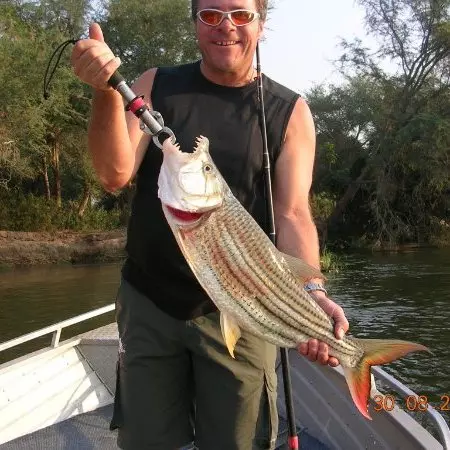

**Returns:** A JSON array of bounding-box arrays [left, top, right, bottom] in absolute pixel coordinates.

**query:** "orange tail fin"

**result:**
[[342, 339, 429, 420]]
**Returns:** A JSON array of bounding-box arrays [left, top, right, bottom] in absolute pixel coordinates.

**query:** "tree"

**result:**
[[0, 0, 205, 230], [0, 1, 92, 206], [98, 0, 200, 81], [314, 0, 450, 246]]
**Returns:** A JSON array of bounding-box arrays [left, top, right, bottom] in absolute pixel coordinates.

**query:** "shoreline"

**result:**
[[0, 230, 447, 270], [0, 230, 127, 269]]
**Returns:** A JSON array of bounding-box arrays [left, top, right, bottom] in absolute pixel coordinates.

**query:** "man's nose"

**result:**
[[218, 16, 236, 31]]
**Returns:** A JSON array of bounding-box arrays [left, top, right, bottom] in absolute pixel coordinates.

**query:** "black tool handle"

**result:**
[[108, 71, 125, 89]]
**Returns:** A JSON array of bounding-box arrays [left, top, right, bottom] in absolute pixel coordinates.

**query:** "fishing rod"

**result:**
[[255, 43, 299, 450]]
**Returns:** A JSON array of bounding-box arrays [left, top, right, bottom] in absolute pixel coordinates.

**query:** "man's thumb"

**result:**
[[89, 22, 104, 42]]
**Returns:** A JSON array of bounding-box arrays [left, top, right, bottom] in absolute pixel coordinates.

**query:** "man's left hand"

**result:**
[[297, 291, 349, 367]]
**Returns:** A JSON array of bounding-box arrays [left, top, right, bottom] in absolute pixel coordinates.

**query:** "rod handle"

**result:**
[[108, 71, 125, 89]]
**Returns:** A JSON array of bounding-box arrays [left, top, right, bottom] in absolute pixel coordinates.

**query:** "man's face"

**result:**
[[195, 0, 264, 74]]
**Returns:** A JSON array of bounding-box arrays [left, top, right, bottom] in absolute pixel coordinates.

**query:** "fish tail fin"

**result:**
[[343, 339, 430, 420]]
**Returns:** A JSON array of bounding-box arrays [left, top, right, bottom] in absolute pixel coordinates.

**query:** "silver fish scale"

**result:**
[[174, 189, 363, 367]]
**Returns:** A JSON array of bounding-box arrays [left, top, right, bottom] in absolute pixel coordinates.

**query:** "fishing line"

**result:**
[[43, 38, 79, 100]]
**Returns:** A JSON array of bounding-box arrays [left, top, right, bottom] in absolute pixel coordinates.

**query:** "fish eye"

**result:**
[[204, 164, 212, 173]]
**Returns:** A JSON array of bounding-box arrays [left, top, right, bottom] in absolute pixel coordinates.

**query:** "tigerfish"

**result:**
[[157, 135, 429, 420]]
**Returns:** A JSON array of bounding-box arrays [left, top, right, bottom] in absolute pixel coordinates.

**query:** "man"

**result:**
[[71, 1, 349, 449]]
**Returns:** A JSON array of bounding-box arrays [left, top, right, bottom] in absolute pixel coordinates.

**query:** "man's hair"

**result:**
[[191, 1, 268, 22]]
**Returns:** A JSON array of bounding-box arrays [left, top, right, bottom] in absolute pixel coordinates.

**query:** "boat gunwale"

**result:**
[[372, 365, 450, 449], [0, 304, 115, 353]]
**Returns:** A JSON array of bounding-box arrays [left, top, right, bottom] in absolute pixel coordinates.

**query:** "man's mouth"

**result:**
[[213, 40, 240, 46], [165, 205, 204, 223]]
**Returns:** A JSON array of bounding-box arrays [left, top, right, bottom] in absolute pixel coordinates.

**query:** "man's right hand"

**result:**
[[71, 23, 121, 91]]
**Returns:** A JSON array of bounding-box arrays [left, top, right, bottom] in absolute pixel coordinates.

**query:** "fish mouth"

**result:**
[[164, 204, 205, 224]]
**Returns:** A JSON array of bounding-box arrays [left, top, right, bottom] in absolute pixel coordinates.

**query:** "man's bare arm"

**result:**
[[71, 23, 155, 192], [273, 98, 320, 273], [273, 97, 349, 366]]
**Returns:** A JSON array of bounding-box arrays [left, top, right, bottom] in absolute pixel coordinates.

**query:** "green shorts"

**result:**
[[110, 278, 279, 450]]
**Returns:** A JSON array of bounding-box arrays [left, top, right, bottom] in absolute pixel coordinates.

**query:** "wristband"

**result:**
[[304, 281, 328, 296]]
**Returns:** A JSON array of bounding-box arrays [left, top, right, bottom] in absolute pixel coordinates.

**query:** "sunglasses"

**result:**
[[197, 9, 260, 27]]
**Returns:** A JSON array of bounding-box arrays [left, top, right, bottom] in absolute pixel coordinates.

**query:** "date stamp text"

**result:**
[[373, 394, 449, 412]]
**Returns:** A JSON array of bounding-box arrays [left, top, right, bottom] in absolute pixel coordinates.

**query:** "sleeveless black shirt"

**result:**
[[122, 60, 299, 320]]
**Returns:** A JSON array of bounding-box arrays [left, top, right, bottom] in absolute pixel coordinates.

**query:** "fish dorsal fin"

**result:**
[[278, 250, 326, 282], [220, 312, 242, 359]]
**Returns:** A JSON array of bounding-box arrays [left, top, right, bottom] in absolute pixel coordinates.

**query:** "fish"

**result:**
[[157, 135, 429, 420]]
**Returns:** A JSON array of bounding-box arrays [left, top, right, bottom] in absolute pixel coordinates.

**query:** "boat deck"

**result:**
[[0, 404, 329, 450], [0, 405, 116, 450], [0, 323, 329, 449]]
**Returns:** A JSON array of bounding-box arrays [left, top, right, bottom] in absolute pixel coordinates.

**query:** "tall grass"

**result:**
[[320, 246, 343, 273]]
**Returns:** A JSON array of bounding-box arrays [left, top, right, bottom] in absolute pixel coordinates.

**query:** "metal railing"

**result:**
[[372, 366, 450, 449], [0, 303, 115, 353]]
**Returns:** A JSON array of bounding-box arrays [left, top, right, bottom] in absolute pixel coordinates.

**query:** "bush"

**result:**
[[0, 191, 121, 231], [310, 192, 336, 222], [429, 216, 450, 248]]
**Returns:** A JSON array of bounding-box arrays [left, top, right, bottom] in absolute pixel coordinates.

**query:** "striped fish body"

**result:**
[[159, 136, 429, 420], [164, 187, 363, 368]]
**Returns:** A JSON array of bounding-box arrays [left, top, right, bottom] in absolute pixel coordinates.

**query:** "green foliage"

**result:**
[[0, 191, 121, 231], [310, 192, 336, 222], [320, 247, 343, 273], [308, 0, 450, 247], [0, 0, 448, 251], [0, 0, 200, 232], [0, 0, 92, 206], [98, 0, 200, 81], [429, 217, 450, 248]]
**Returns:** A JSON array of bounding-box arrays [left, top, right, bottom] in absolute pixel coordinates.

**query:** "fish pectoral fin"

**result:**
[[278, 250, 326, 282], [220, 312, 242, 359]]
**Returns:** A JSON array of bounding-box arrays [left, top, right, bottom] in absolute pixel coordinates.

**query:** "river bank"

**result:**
[[1, 228, 447, 270], [0, 230, 127, 268]]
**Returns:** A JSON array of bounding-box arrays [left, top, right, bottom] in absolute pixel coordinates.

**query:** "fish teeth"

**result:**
[[193, 137, 202, 154], [194, 135, 209, 153]]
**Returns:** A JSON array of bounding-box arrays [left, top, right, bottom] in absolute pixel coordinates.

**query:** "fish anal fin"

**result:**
[[278, 250, 326, 282], [220, 312, 242, 359]]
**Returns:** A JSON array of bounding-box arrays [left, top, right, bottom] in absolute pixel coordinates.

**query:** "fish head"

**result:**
[[158, 135, 224, 226]]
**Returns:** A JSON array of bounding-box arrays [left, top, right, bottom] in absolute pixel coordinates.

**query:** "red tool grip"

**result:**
[[127, 96, 146, 114], [288, 435, 299, 450]]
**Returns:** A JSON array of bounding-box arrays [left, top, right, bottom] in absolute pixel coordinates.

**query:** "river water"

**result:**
[[0, 249, 449, 427]]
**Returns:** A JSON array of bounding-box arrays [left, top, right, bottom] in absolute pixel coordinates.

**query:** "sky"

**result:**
[[258, 0, 373, 94]]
